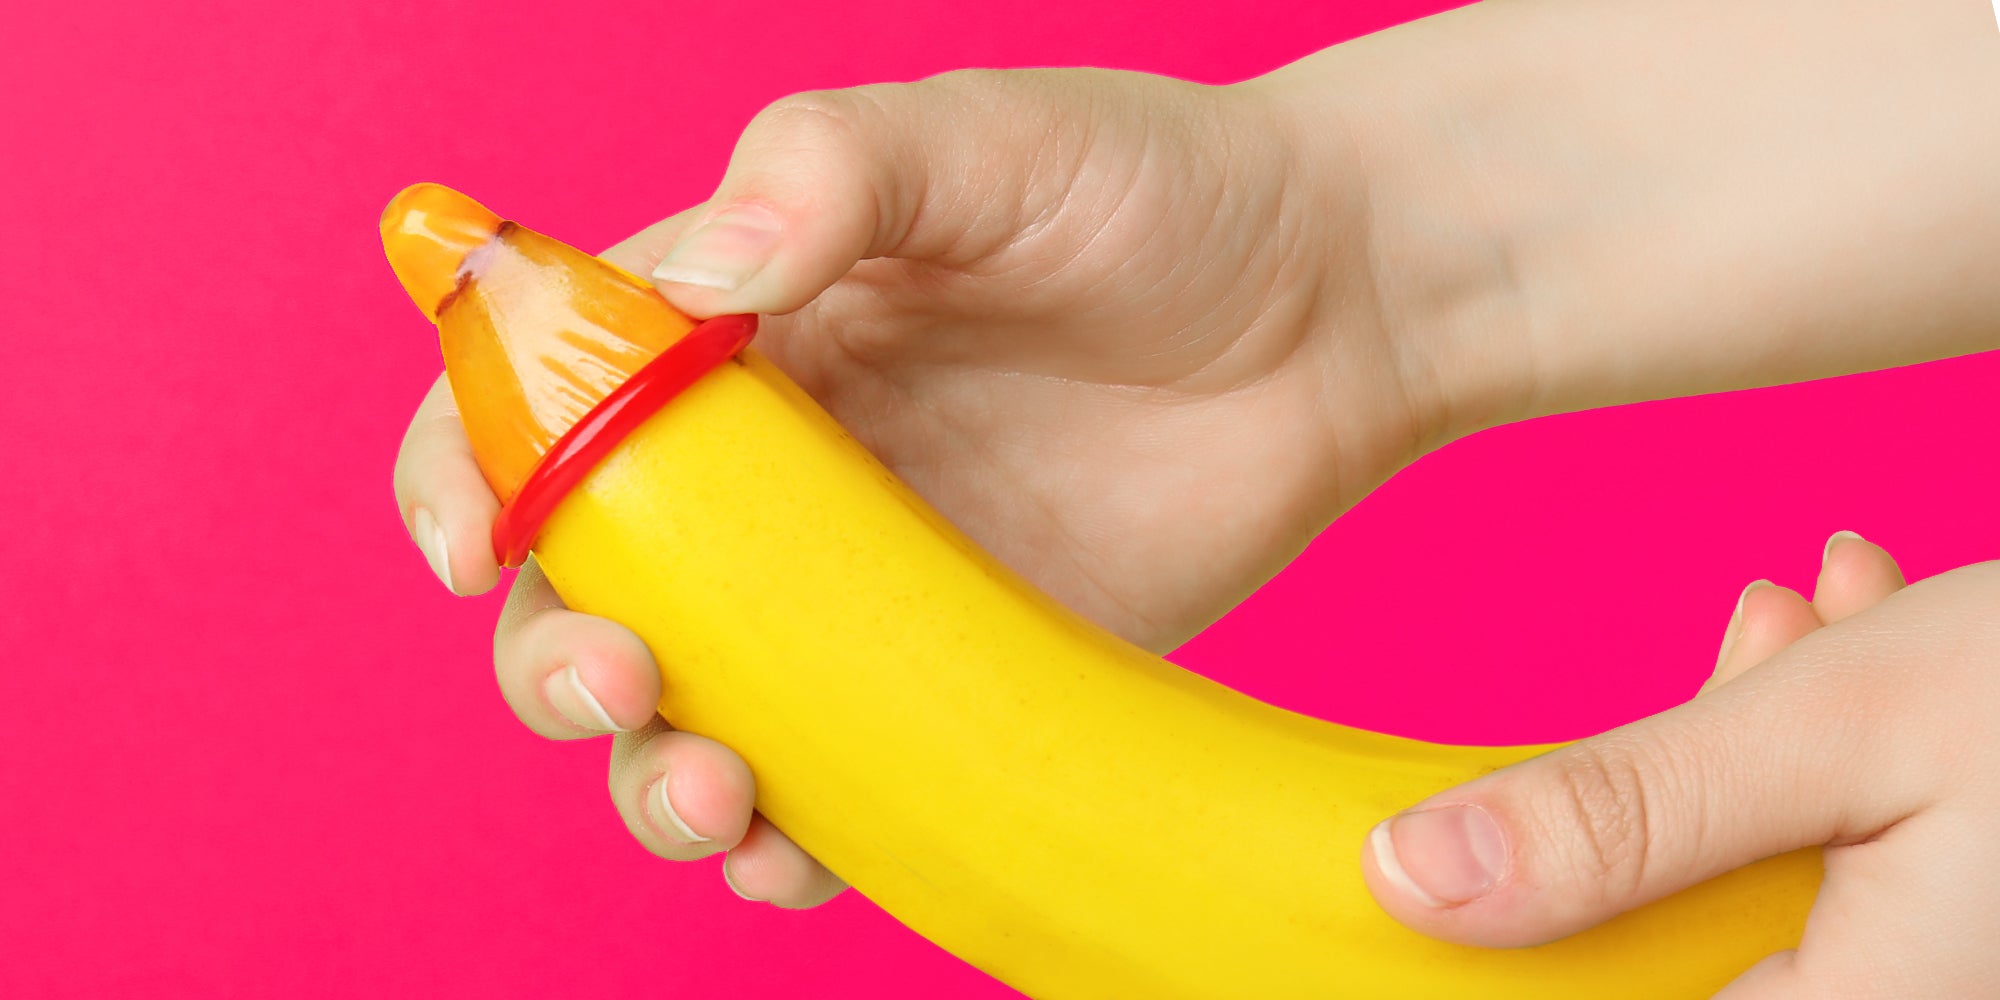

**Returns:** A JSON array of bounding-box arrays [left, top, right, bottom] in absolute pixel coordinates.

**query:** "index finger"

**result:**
[[392, 372, 503, 595]]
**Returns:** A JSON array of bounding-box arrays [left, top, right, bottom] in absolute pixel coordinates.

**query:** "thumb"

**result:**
[[1360, 631, 1916, 949], [643, 72, 1065, 317]]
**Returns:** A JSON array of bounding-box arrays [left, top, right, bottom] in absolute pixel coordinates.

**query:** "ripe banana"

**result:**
[[383, 182, 1821, 998]]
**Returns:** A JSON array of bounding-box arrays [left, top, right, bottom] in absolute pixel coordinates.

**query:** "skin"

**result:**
[[394, 0, 2000, 990], [1368, 533, 2000, 997], [397, 69, 1434, 907]]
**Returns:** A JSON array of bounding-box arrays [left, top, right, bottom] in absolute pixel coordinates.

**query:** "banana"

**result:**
[[383, 182, 1820, 998]]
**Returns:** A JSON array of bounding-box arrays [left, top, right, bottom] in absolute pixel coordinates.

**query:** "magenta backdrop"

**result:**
[[2, 0, 1994, 996]]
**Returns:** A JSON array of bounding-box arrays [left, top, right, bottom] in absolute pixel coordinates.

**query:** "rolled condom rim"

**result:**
[[490, 313, 759, 568]]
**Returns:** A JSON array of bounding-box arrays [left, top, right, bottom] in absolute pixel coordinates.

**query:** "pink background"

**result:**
[[2, 0, 1993, 996]]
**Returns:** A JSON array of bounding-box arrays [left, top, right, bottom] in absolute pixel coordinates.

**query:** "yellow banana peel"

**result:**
[[382, 182, 1820, 998]]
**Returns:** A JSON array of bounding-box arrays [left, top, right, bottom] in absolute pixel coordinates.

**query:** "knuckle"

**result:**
[[1547, 741, 1663, 902], [917, 67, 1017, 104], [606, 746, 639, 803], [746, 88, 878, 155], [492, 599, 550, 664], [608, 723, 671, 774]]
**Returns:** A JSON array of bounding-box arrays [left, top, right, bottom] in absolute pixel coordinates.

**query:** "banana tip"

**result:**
[[381, 182, 504, 322]]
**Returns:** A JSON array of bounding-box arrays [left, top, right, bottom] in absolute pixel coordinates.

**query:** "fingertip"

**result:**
[[1706, 580, 1770, 693], [395, 375, 504, 595], [721, 857, 761, 901], [1370, 806, 1506, 910], [409, 505, 457, 592], [596, 201, 831, 319], [401, 497, 501, 597], [646, 202, 786, 308], [543, 649, 659, 734], [648, 90, 910, 318], [612, 729, 756, 860], [432, 505, 503, 597], [1813, 531, 1907, 624], [646, 771, 714, 847], [1360, 803, 1537, 949], [653, 733, 756, 846], [1732, 583, 1819, 664], [1821, 530, 1865, 567], [722, 815, 847, 909], [1705, 582, 1816, 694], [769, 879, 848, 911], [596, 205, 704, 280], [567, 622, 663, 731], [650, 221, 840, 319], [648, 280, 740, 321], [497, 598, 660, 739]]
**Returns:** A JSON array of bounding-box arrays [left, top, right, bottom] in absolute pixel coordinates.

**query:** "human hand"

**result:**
[[393, 68, 1484, 906], [1364, 532, 2000, 997], [1290, 1, 2000, 420]]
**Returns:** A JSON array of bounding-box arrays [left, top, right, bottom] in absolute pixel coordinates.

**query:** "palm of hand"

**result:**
[[731, 95, 1402, 649]]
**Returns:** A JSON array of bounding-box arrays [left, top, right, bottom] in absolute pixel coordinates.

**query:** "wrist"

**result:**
[[1242, 11, 1541, 452], [1254, 0, 2000, 437]]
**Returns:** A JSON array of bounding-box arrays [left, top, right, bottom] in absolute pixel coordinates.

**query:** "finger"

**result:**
[[722, 815, 849, 909], [1362, 613, 1937, 949], [492, 558, 661, 738], [1701, 581, 1819, 694], [608, 721, 757, 861], [642, 72, 1065, 317], [592, 203, 708, 285], [1811, 530, 1907, 625], [392, 374, 503, 595]]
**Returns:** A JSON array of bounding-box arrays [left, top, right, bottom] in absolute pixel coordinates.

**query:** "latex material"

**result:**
[[382, 185, 698, 505], [381, 183, 1823, 998], [492, 313, 758, 567], [381, 182, 502, 321]]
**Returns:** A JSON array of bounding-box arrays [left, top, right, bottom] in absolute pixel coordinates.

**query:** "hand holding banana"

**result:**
[[390, 12, 2000, 992], [1373, 535, 2000, 999], [386, 174, 1817, 996]]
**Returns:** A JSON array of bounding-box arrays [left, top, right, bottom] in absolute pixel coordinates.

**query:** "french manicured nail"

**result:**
[[650, 204, 783, 291], [1714, 579, 1773, 672], [412, 507, 454, 593], [1823, 530, 1865, 564], [543, 663, 625, 732], [722, 863, 761, 902], [1370, 804, 1507, 907], [650, 773, 711, 845]]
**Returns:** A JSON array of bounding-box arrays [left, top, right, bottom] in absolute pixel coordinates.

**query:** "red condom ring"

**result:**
[[490, 313, 759, 568]]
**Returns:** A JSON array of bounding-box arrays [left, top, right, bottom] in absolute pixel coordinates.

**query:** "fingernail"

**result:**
[[1823, 530, 1865, 564], [543, 663, 625, 732], [649, 773, 711, 845], [412, 507, 454, 593], [650, 204, 783, 291], [722, 863, 761, 902], [1370, 804, 1508, 907], [1713, 579, 1772, 672]]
